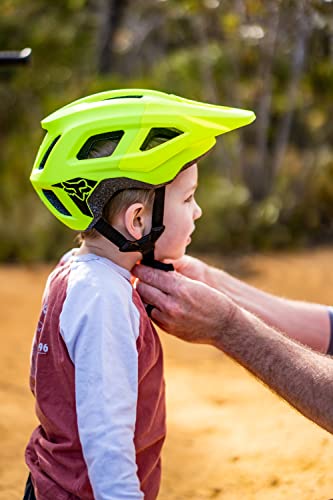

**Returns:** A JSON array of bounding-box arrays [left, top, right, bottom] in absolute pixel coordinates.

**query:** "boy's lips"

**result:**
[[187, 228, 195, 244]]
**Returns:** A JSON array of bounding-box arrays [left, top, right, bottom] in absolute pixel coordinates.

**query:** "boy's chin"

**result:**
[[154, 248, 186, 263]]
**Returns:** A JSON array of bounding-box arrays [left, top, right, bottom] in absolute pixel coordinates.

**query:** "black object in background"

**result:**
[[0, 47, 31, 66]]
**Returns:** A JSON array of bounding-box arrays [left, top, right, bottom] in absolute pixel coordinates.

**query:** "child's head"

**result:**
[[79, 137, 155, 242], [79, 135, 201, 261], [30, 89, 255, 264]]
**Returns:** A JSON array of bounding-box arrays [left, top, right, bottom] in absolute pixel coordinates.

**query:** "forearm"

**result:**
[[134, 263, 333, 435], [205, 265, 331, 353], [214, 306, 333, 434]]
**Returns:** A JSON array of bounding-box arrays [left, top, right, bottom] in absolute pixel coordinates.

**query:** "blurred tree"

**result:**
[[271, 0, 311, 181], [97, 0, 129, 74]]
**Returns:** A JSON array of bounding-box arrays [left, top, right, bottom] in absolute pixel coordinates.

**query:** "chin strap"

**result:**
[[141, 186, 174, 271], [94, 186, 174, 318], [93, 186, 174, 272]]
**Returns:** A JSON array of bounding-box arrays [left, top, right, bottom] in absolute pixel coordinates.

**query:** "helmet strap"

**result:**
[[93, 186, 174, 272]]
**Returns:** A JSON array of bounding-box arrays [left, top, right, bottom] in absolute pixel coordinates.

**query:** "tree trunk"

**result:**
[[271, 0, 311, 177], [244, 0, 280, 201], [97, 0, 128, 75], [190, 12, 218, 104]]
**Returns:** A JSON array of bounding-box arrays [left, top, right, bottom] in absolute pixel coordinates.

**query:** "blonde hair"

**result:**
[[79, 139, 155, 241]]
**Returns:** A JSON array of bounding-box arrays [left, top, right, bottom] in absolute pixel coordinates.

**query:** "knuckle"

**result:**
[[169, 300, 182, 319], [143, 267, 155, 283], [136, 282, 146, 296], [168, 303, 177, 319], [175, 276, 186, 296]]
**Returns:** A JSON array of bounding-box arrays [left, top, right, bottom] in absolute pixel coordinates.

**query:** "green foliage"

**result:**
[[191, 146, 333, 254]]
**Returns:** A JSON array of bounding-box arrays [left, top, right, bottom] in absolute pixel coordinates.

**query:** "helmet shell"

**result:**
[[30, 88, 255, 230]]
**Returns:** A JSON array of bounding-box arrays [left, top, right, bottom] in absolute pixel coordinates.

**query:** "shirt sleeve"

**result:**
[[59, 269, 143, 500]]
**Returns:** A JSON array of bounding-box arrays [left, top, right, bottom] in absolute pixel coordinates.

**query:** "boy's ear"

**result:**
[[124, 203, 147, 240]]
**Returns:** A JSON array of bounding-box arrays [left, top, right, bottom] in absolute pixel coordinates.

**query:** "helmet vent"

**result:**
[[38, 135, 60, 170], [140, 128, 183, 151], [42, 189, 71, 216], [77, 131, 124, 160], [104, 95, 143, 100]]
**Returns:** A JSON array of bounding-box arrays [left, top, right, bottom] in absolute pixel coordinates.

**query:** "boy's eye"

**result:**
[[184, 194, 194, 203]]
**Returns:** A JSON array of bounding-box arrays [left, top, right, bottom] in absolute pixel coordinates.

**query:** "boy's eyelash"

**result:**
[[184, 194, 194, 202]]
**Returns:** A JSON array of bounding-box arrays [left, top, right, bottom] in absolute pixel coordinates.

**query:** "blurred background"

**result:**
[[2, 0, 333, 261]]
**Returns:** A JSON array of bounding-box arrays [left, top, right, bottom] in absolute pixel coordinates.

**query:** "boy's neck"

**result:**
[[77, 237, 141, 272]]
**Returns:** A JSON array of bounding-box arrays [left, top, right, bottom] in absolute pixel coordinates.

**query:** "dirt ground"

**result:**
[[2, 247, 333, 499]]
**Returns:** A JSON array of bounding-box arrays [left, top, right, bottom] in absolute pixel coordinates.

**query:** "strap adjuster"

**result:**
[[119, 226, 165, 253]]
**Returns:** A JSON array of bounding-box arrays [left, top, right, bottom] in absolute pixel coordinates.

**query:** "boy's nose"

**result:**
[[194, 201, 202, 221]]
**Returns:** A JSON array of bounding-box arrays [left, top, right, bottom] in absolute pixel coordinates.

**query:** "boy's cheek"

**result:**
[[155, 239, 185, 261]]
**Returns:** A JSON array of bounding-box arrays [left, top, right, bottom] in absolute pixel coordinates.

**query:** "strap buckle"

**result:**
[[119, 226, 165, 253]]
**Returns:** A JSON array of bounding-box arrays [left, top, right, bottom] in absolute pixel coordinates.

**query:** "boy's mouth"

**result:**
[[187, 227, 196, 244]]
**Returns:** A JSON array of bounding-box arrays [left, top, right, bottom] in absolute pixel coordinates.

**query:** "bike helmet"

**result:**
[[30, 88, 255, 266]]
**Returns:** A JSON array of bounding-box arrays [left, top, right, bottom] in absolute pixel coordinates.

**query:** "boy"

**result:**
[[25, 89, 255, 499]]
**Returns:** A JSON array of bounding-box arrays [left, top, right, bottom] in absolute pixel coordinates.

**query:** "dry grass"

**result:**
[[2, 247, 333, 499]]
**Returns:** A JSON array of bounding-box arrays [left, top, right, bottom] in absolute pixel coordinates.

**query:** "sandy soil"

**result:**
[[2, 248, 333, 499]]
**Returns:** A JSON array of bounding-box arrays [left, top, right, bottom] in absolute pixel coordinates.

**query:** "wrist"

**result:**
[[210, 294, 241, 349]]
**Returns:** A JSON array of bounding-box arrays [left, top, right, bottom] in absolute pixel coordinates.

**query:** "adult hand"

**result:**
[[133, 264, 237, 345], [171, 255, 227, 295], [170, 255, 210, 283], [135, 267, 333, 437]]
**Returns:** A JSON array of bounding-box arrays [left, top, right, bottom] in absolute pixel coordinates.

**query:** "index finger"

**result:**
[[136, 281, 169, 311], [132, 264, 176, 294]]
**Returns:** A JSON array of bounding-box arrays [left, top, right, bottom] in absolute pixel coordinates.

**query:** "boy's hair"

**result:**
[[79, 139, 155, 241]]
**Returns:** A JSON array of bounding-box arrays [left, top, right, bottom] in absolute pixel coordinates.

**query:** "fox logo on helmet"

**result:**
[[53, 178, 97, 217], [56, 178, 97, 201]]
